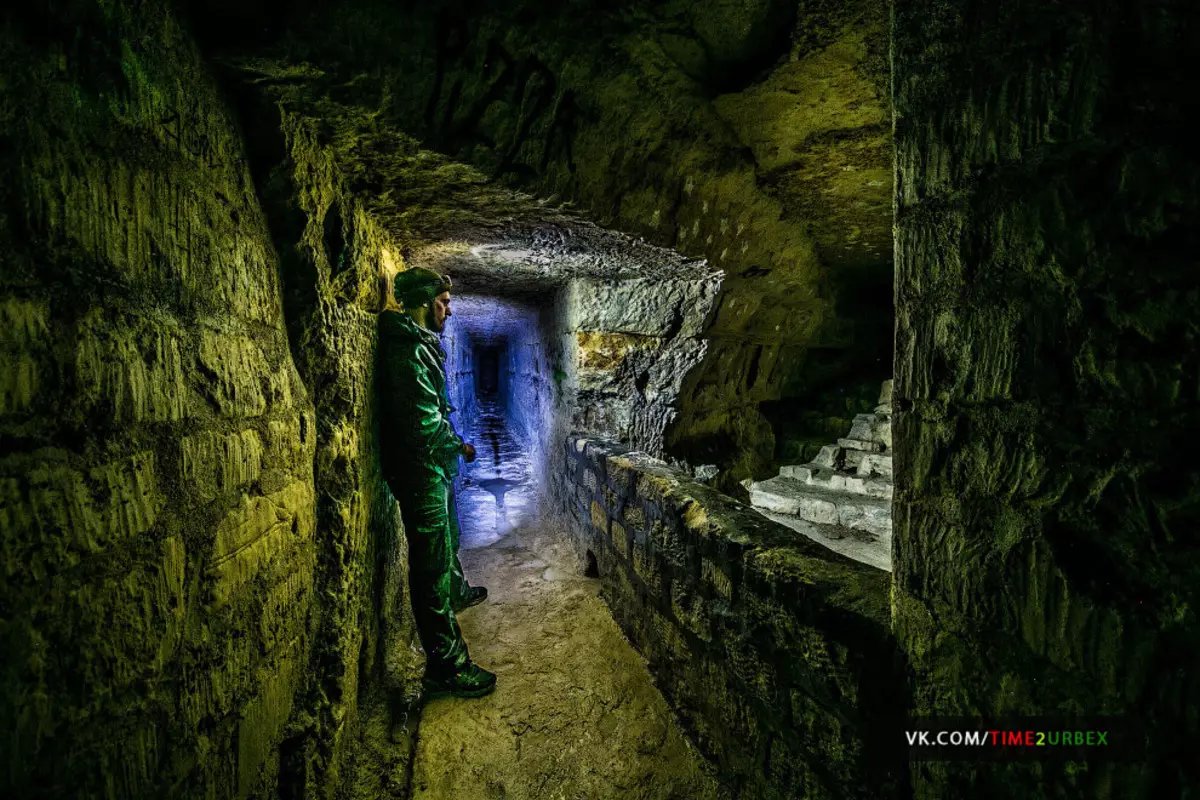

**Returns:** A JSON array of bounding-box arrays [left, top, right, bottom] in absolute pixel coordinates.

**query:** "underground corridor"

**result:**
[[2, 1, 1198, 800], [399, 291, 727, 799]]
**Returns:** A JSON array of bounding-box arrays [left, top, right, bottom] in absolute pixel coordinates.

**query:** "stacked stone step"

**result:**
[[749, 380, 894, 541]]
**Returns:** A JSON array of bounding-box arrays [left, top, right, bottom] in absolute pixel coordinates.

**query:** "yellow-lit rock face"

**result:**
[[6, 452, 164, 573], [719, 43, 885, 159], [0, 5, 328, 797], [576, 331, 656, 372], [590, 499, 609, 532], [210, 481, 315, 608], [181, 429, 265, 503]]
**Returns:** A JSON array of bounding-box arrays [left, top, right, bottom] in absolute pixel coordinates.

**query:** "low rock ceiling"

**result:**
[[413, 223, 718, 299], [235, 61, 717, 300], [449, 294, 540, 347]]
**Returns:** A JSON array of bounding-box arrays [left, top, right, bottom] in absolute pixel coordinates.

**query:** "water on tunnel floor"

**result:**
[[455, 396, 537, 549]]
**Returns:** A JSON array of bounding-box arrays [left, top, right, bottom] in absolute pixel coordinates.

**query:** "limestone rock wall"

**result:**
[[562, 276, 721, 460], [245, 103, 422, 797], [892, 0, 1200, 796], [442, 308, 480, 439], [557, 436, 907, 799], [501, 304, 559, 503], [504, 309, 554, 458], [0, 2, 318, 797]]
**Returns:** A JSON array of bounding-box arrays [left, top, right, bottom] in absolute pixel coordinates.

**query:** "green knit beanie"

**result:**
[[392, 267, 452, 309]]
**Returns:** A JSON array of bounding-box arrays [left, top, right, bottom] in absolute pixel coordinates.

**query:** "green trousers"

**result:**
[[389, 471, 471, 675], [446, 482, 470, 602]]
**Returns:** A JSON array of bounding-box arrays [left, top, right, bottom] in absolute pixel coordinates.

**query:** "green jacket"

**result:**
[[377, 310, 463, 483]]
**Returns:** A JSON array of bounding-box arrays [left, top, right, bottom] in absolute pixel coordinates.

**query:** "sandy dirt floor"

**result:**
[[407, 399, 727, 800]]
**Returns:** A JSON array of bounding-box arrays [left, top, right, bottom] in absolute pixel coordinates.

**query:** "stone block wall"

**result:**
[[0, 2, 318, 797], [555, 436, 908, 799], [892, 0, 1200, 796]]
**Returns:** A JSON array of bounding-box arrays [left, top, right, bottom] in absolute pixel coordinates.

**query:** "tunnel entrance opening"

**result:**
[[443, 294, 549, 552], [407, 227, 720, 568], [475, 345, 502, 397]]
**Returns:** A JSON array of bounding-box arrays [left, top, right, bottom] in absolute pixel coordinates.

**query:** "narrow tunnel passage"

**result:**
[[406, 293, 726, 799], [3, 1, 1193, 798], [456, 395, 537, 550]]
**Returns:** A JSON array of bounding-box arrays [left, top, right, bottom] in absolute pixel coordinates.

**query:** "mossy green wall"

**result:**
[[892, 0, 1200, 796]]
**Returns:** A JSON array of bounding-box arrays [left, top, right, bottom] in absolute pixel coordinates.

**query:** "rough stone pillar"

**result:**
[[892, 0, 1199, 796]]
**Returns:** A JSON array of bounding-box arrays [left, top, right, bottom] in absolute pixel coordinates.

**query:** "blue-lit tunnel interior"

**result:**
[[442, 294, 558, 549]]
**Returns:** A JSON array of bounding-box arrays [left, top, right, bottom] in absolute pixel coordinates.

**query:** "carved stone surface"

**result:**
[[0, 5, 320, 796], [892, 0, 1200, 796]]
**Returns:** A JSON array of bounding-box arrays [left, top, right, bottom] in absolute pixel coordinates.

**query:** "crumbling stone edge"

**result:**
[[554, 435, 911, 799]]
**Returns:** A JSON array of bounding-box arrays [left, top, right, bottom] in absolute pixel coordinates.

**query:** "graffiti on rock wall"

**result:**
[[155, 93, 222, 170]]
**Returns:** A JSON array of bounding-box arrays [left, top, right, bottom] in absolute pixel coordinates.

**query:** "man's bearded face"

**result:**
[[431, 291, 452, 332]]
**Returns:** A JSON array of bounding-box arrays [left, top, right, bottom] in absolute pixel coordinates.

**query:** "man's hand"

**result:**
[[462, 443, 477, 463]]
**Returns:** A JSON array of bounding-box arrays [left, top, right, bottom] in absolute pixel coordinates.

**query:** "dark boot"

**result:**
[[453, 584, 488, 612], [423, 662, 497, 699]]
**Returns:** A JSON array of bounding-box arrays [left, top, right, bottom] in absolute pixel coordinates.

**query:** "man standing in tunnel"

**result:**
[[377, 266, 495, 698]]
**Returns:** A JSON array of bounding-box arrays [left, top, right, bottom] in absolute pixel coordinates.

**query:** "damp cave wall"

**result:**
[[891, 0, 1200, 797], [504, 306, 554, 464], [441, 301, 477, 507], [501, 301, 559, 507], [0, 2, 419, 798], [495, 346, 513, 421], [442, 311, 479, 441], [494, 344, 511, 416]]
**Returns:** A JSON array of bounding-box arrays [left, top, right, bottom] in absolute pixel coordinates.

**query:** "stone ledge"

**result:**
[[561, 434, 904, 799]]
